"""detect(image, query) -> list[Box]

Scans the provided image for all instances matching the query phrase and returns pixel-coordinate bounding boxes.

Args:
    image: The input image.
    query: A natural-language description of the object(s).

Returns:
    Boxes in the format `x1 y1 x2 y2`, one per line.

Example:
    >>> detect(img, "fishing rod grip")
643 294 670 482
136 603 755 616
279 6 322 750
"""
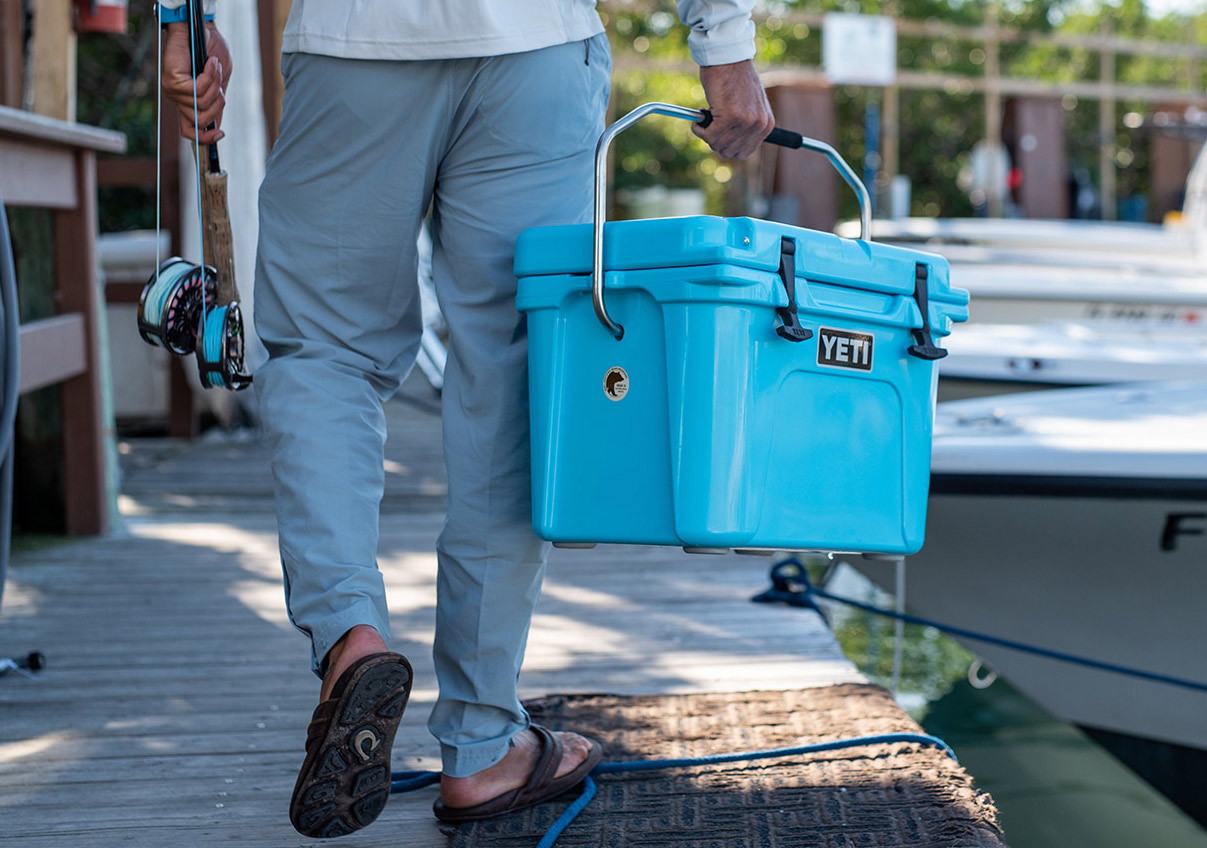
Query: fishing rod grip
201 170 238 305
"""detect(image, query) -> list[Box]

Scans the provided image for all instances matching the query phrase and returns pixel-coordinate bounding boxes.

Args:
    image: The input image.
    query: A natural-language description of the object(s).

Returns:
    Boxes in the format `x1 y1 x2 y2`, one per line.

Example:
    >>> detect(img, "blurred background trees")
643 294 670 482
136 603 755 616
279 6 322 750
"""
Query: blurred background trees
76 0 1207 226
602 0 1206 221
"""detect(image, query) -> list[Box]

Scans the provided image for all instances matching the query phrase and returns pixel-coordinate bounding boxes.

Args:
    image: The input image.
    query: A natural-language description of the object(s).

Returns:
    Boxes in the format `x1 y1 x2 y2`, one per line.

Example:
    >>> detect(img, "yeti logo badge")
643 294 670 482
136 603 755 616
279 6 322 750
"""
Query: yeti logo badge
603 367 629 401
818 328 874 371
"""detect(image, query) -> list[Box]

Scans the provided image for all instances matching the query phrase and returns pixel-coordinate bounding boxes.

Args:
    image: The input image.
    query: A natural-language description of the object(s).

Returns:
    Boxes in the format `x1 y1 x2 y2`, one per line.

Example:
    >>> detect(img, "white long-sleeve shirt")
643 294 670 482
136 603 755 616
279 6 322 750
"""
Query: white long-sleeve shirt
160 1 755 67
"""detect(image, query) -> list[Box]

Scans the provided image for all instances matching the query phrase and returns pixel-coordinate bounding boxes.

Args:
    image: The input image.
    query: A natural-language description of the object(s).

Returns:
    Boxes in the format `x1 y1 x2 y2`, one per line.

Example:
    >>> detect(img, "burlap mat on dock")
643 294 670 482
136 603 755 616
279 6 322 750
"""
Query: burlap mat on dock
450 684 1005 848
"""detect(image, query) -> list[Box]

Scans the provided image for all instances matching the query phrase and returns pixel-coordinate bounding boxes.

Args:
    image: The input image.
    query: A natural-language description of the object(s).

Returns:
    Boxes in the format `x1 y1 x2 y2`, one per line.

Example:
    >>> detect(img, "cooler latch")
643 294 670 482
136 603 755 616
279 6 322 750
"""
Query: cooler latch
775 237 813 343
907 263 948 360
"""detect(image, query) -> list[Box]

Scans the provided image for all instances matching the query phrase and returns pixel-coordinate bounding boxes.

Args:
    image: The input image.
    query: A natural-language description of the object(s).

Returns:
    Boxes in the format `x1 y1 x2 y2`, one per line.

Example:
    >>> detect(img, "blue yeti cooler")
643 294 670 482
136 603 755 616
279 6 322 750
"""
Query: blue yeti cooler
515 104 970 555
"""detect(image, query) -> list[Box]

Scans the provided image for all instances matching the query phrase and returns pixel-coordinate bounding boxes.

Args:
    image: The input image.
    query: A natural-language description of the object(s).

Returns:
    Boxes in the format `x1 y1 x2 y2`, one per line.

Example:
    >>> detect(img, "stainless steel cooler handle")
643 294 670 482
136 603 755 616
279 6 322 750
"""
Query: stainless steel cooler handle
593 101 873 340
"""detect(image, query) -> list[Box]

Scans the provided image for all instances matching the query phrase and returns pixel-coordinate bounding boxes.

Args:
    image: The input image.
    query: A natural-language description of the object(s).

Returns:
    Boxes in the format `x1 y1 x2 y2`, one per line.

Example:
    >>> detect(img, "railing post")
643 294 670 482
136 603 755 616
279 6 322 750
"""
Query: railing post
54 149 108 535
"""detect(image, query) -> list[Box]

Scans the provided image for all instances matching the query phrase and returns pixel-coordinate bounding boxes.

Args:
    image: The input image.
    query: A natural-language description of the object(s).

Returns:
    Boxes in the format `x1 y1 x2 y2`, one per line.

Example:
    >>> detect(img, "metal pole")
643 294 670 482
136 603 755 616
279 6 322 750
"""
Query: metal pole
1100 21 1117 221
984 2 1004 218
864 95 881 216
882 84 900 203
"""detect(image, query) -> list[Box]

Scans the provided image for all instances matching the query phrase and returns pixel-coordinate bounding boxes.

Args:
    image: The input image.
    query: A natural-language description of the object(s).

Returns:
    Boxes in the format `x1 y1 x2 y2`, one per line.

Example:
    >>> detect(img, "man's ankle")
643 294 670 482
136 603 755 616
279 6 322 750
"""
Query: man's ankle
321 625 387 699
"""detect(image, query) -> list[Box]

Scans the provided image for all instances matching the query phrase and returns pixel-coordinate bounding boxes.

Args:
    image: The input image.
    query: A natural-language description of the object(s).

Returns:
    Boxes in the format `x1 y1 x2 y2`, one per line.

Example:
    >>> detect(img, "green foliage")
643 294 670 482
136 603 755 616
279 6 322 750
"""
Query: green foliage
78 1 1206 227
607 0 1206 220
76 5 159 231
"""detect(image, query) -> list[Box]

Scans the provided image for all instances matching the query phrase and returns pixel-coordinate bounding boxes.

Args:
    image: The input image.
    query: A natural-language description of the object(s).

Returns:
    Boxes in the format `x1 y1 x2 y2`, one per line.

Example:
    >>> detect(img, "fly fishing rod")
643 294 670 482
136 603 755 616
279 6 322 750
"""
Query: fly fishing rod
139 0 251 391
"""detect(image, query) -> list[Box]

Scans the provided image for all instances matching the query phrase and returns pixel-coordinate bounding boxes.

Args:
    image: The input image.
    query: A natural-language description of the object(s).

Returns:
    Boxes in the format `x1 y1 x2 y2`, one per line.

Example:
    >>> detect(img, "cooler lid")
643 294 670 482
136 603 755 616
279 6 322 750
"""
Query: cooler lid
514 215 968 305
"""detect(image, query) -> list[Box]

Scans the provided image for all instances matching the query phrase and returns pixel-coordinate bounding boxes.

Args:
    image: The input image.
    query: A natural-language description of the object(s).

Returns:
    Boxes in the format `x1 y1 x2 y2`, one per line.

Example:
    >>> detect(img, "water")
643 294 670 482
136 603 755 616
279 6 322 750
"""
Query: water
809 560 1207 848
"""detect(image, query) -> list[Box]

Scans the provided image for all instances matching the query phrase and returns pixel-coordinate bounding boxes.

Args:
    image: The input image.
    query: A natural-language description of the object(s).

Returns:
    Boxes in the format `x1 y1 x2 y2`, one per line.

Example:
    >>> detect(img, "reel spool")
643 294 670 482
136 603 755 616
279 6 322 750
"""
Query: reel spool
137 257 216 354
196 302 253 391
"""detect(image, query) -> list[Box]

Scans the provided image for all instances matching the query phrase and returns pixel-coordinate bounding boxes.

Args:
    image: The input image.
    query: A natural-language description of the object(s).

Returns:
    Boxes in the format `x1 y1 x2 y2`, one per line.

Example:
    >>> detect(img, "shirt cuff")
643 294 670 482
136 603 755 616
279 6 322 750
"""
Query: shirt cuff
157 1 217 17
680 2 753 66
683 11 756 67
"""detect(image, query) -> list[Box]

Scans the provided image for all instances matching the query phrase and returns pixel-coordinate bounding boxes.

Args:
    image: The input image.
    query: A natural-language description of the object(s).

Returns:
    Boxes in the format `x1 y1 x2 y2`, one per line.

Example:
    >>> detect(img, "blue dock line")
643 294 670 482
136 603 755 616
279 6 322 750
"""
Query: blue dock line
390 733 957 845
756 557 1207 695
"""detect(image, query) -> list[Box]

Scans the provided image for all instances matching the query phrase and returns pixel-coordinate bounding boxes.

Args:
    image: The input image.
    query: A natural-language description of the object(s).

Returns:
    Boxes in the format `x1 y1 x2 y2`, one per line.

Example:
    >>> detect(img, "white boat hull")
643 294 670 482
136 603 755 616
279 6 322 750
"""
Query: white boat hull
937 321 1207 401
856 486 1207 751
853 383 1207 752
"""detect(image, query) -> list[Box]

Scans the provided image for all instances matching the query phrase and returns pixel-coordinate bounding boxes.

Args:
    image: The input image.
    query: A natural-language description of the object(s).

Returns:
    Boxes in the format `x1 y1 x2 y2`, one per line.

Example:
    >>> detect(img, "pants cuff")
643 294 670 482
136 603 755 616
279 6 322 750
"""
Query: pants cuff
438 724 527 778
306 600 392 678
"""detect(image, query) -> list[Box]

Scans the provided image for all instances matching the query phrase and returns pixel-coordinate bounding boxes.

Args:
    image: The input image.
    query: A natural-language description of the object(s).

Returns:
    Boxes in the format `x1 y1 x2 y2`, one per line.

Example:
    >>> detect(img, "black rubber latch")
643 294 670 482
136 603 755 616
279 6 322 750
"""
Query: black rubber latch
907 263 948 360
774 237 813 342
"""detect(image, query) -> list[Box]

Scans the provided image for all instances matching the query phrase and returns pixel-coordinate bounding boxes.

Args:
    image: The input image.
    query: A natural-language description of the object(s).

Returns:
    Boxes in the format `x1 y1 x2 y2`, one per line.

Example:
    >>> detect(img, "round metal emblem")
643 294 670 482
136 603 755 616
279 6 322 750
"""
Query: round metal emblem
603 366 629 401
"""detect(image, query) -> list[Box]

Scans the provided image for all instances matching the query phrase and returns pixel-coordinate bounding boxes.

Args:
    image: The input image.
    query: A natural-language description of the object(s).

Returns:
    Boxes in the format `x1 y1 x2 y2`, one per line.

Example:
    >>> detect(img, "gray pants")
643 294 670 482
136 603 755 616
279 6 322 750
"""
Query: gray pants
254 36 611 777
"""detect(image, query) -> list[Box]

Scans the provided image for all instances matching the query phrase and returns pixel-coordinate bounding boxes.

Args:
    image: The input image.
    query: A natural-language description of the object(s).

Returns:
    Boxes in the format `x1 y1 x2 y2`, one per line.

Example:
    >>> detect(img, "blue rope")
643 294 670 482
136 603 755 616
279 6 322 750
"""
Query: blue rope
762 557 1207 694
390 770 441 793
535 775 597 848
390 732 957 845
592 733 957 773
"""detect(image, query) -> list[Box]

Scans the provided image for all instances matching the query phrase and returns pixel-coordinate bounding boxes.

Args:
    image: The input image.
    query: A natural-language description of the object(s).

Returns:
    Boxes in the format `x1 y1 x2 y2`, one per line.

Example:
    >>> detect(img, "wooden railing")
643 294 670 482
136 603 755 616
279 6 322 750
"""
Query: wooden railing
1 105 125 535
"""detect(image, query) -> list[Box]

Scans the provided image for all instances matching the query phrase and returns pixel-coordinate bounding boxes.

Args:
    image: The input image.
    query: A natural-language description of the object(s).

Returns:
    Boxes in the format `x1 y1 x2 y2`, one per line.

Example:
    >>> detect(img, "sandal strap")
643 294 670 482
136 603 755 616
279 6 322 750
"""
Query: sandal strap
305 699 338 751
519 724 564 802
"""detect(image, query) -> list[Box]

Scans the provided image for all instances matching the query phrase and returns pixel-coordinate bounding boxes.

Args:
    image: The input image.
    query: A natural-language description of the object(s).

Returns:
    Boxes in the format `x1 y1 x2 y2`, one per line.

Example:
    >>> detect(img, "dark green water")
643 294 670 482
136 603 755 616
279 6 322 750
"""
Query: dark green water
816 562 1207 848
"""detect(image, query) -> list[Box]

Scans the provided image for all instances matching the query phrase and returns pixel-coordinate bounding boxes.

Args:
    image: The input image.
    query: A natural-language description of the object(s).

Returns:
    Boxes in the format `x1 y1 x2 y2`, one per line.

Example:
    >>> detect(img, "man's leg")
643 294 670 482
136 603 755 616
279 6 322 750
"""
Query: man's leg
254 52 450 835
425 34 612 801
256 51 450 675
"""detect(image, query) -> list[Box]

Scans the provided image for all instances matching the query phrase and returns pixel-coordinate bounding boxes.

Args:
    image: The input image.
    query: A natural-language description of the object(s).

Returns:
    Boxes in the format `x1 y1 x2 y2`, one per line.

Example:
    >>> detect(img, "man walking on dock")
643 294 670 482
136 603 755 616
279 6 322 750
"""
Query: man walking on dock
160 0 774 836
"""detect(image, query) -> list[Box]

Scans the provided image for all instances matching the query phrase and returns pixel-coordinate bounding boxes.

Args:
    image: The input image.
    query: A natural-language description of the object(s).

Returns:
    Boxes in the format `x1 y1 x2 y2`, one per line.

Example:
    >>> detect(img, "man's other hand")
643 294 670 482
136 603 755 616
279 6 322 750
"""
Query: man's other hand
162 21 232 143
693 60 774 161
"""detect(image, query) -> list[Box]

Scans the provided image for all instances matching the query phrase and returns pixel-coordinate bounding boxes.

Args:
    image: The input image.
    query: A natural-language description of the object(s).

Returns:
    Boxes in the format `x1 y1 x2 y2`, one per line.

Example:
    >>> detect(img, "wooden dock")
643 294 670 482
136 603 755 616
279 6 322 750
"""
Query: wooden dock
1 375 862 847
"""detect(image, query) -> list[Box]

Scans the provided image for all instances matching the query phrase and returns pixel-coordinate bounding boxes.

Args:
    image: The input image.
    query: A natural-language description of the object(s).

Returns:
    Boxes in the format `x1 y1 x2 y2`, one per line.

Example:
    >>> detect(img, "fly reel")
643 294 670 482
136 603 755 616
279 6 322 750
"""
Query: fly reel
138 258 252 390
197 302 252 391
137 257 215 354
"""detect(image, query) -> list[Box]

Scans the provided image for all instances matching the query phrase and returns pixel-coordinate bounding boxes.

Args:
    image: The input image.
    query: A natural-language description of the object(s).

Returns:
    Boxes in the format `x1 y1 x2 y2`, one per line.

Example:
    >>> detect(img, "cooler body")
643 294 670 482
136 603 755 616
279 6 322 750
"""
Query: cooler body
516 215 969 554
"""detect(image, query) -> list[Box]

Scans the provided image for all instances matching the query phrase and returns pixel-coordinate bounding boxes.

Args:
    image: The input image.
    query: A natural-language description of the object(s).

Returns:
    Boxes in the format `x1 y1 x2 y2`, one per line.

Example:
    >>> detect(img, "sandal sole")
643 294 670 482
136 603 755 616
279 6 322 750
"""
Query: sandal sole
290 655 413 838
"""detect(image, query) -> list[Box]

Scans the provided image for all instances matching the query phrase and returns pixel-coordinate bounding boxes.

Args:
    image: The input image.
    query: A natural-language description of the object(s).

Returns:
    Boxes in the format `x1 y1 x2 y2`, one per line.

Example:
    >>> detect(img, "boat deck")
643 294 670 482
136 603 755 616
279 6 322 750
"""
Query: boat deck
1 375 861 847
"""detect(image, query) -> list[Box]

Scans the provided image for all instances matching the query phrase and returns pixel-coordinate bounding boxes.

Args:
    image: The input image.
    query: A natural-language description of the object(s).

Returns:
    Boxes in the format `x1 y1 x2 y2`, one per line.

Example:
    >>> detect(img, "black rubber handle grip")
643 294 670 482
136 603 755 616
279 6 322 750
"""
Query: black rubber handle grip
764 127 804 149
695 110 803 150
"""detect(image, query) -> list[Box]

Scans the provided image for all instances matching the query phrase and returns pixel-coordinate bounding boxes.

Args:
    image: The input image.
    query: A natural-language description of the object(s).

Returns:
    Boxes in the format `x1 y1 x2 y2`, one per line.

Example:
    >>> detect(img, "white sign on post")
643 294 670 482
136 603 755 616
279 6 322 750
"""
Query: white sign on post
823 13 897 86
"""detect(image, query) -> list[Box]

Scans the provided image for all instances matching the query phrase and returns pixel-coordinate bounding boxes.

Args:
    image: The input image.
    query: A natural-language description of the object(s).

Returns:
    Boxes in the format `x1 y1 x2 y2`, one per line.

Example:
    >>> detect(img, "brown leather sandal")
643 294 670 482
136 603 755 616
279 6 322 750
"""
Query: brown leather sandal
289 651 413 838
432 724 603 824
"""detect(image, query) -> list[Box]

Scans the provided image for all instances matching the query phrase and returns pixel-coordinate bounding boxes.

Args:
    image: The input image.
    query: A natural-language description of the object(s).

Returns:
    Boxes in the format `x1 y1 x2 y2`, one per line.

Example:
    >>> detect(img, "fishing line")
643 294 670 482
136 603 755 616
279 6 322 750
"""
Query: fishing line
186 0 208 355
